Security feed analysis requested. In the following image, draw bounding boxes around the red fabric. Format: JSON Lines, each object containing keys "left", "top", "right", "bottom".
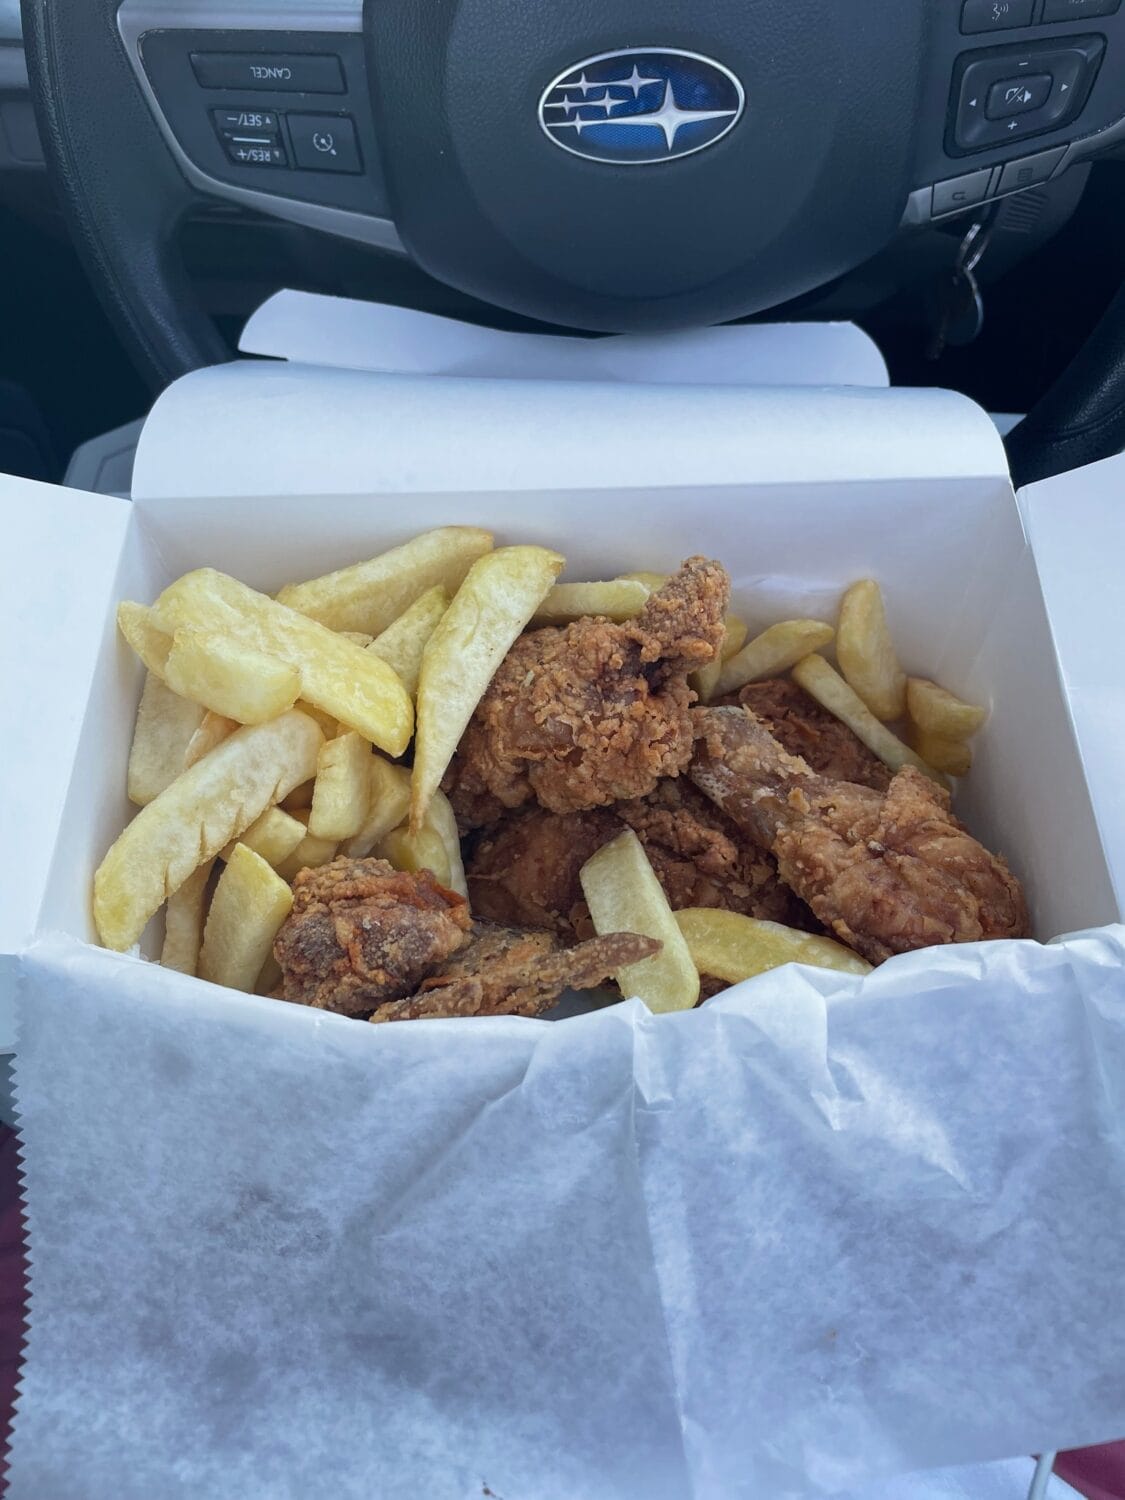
{"left": 0, "top": 1122, "right": 1118, "bottom": 1496}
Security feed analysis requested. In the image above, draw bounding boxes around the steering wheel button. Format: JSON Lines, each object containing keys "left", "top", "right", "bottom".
{"left": 932, "top": 169, "right": 994, "bottom": 216}
{"left": 212, "top": 109, "right": 279, "bottom": 134}
{"left": 985, "top": 73, "right": 1053, "bottom": 117}
{"left": 961, "top": 0, "right": 1034, "bottom": 34}
{"left": 996, "top": 145, "right": 1067, "bottom": 192}
{"left": 288, "top": 114, "right": 362, "bottom": 174}
{"left": 223, "top": 142, "right": 287, "bottom": 168}
{"left": 189, "top": 53, "right": 345, "bottom": 95}
{"left": 1041, "top": 0, "right": 1120, "bottom": 19}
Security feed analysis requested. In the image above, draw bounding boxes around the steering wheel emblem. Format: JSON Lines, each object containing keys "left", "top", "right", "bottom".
{"left": 539, "top": 49, "right": 745, "bottom": 165}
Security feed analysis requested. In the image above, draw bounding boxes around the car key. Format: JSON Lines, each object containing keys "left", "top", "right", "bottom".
{"left": 927, "top": 215, "right": 995, "bottom": 360}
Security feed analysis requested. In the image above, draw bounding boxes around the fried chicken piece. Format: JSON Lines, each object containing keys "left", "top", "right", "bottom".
{"left": 445, "top": 557, "right": 729, "bottom": 827}
{"left": 467, "top": 781, "right": 811, "bottom": 940}
{"left": 467, "top": 807, "right": 619, "bottom": 938}
{"left": 274, "top": 857, "right": 471, "bottom": 1015}
{"left": 722, "top": 678, "right": 892, "bottom": 791}
{"left": 369, "top": 923, "right": 660, "bottom": 1022}
{"left": 690, "top": 708, "right": 1029, "bottom": 964}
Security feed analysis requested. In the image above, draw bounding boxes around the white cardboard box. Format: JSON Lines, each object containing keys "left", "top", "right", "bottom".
{"left": 4, "top": 372, "right": 1125, "bottom": 1500}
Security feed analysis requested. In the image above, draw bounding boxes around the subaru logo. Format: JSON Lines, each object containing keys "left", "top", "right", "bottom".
{"left": 539, "top": 48, "right": 744, "bottom": 165}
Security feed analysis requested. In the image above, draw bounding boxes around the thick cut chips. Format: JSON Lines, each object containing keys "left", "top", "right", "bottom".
{"left": 342, "top": 755, "right": 413, "bottom": 859}
{"left": 164, "top": 627, "right": 300, "bottom": 725}
{"left": 127, "top": 672, "right": 205, "bottom": 807}
{"left": 715, "top": 619, "right": 835, "bottom": 698}
{"left": 580, "top": 829, "right": 699, "bottom": 1013}
{"left": 411, "top": 544, "right": 564, "bottom": 831}
{"left": 152, "top": 568, "right": 412, "bottom": 756}
{"left": 94, "top": 709, "right": 323, "bottom": 951}
{"left": 308, "top": 732, "right": 372, "bottom": 841}
{"left": 276, "top": 526, "right": 493, "bottom": 635}
{"left": 366, "top": 586, "right": 448, "bottom": 698}
{"left": 837, "top": 579, "right": 907, "bottom": 721}
{"left": 160, "top": 860, "right": 213, "bottom": 976}
{"left": 198, "top": 844, "right": 294, "bottom": 993}
{"left": 675, "top": 907, "right": 871, "bottom": 986}
{"left": 791, "top": 654, "right": 946, "bottom": 785}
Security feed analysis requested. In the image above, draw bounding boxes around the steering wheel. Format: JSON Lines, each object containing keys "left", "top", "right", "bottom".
{"left": 20, "top": 0, "right": 1125, "bottom": 486}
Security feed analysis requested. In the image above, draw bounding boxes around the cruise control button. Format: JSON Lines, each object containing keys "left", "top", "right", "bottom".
{"left": 190, "top": 52, "right": 345, "bottom": 93}
{"left": 986, "top": 73, "right": 1052, "bottom": 117}
{"left": 996, "top": 146, "right": 1067, "bottom": 194}
{"left": 932, "top": 169, "right": 994, "bottom": 216}
{"left": 961, "top": 0, "right": 1034, "bottom": 33}
{"left": 212, "top": 108, "right": 279, "bottom": 132}
{"left": 224, "top": 141, "right": 287, "bottom": 167}
{"left": 1041, "top": 0, "right": 1119, "bottom": 19}
{"left": 288, "top": 113, "right": 362, "bottom": 173}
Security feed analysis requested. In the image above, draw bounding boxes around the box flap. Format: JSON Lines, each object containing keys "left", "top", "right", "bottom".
{"left": 132, "top": 363, "right": 1009, "bottom": 501}
{"left": 238, "top": 290, "right": 891, "bottom": 387}
{"left": 0, "top": 477, "right": 130, "bottom": 973}
{"left": 1020, "top": 453, "right": 1125, "bottom": 916}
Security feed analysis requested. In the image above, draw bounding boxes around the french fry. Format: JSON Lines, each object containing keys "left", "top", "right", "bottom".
{"left": 164, "top": 627, "right": 301, "bottom": 725}
{"left": 791, "top": 654, "right": 946, "bottom": 785}
{"left": 906, "top": 677, "right": 988, "bottom": 740}
{"left": 152, "top": 569, "right": 413, "bottom": 757}
{"left": 255, "top": 953, "right": 283, "bottom": 996}
{"left": 94, "top": 709, "right": 323, "bottom": 952}
{"left": 308, "top": 732, "right": 372, "bottom": 840}
{"left": 423, "top": 787, "right": 468, "bottom": 899}
{"left": 618, "top": 571, "right": 667, "bottom": 591}
{"left": 531, "top": 579, "right": 650, "bottom": 626}
{"left": 276, "top": 526, "right": 494, "bottom": 635}
{"left": 342, "top": 755, "right": 413, "bottom": 858}
{"left": 377, "top": 825, "right": 453, "bottom": 888}
{"left": 198, "top": 844, "right": 294, "bottom": 993}
{"left": 837, "top": 579, "right": 906, "bottom": 721}
{"left": 908, "top": 725, "right": 973, "bottom": 777}
{"left": 579, "top": 829, "right": 699, "bottom": 1013}
{"left": 674, "top": 907, "right": 871, "bottom": 986}
{"left": 367, "top": 585, "right": 448, "bottom": 697}
{"left": 714, "top": 619, "right": 835, "bottom": 698}
{"left": 127, "top": 672, "right": 205, "bottom": 806}
{"left": 691, "top": 615, "right": 751, "bottom": 704}
{"left": 219, "top": 806, "right": 306, "bottom": 866}
{"left": 294, "top": 701, "right": 339, "bottom": 738}
{"left": 160, "top": 860, "right": 213, "bottom": 976}
{"left": 411, "top": 545, "right": 565, "bottom": 831}
{"left": 274, "top": 829, "right": 339, "bottom": 882}
{"left": 117, "top": 600, "right": 172, "bottom": 675}
{"left": 182, "top": 711, "right": 239, "bottom": 770}
{"left": 341, "top": 631, "right": 373, "bottom": 646}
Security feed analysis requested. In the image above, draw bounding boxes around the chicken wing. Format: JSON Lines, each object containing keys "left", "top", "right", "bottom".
{"left": 370, "top": 923, "right": 660, "bottom": 1022}
{"left": 690, "top": 708, "right": 1029, "bottom": 963}
{"left": 467, "top": 780, "right": 809, "bottom": 941}
{"left": 445, "top": 557, "right": 729, "bottom": 827}
{"left": 722, "top": 677, "right": 891, "bottom": 790}
{"left": 274, "top": 857, "right": 471, "bottom": 1015}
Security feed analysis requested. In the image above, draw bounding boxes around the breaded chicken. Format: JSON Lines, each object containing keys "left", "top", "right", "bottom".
{"left": 691, "top": 708, "right": 1029, "bottom": 964}
{"left": 274, "top": 857, "right": 471, "bottom": 1015}
{"left": 724, "top": 678, "right": 892, "bottom": 790}
{"left": 445, "top": 557, "right": 729, "bottom": 827}
{"left": 370, "top": 923, "right": 660, "bottom": 1023}
{"left": 467, "top": 780, "right": 810, "bottom": 941}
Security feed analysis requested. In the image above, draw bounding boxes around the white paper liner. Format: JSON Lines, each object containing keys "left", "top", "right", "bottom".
{"left": 10, "top": 927, "right": 1125, "bottom": 1499}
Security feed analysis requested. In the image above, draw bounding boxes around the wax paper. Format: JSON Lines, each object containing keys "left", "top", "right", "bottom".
{"left": 10, "top": 928, "right": 1125, "bottom": 1500}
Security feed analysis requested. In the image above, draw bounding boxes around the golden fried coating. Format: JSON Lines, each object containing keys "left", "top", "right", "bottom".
{"left": 369, "top": 922, "right": 660, "bottom": 1022}
{"left": 445, "top": 558, "right": 729, "bottom": 827}
{"left": 273, "top": 857, "right": 471, "bottom": 1015}
{"left": 721, "top": 678, "right": 891, "bottom": 790}
{"left": 467, "top": 780, "right": 810, "bottom": 940}
{"left": 691, "top": 708, "right": 1029, "bottom": 964}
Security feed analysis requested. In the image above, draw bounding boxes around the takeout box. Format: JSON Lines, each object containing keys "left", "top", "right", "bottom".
{"left": 5, "top": 370, "right": 1125, "bottom": 1500}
